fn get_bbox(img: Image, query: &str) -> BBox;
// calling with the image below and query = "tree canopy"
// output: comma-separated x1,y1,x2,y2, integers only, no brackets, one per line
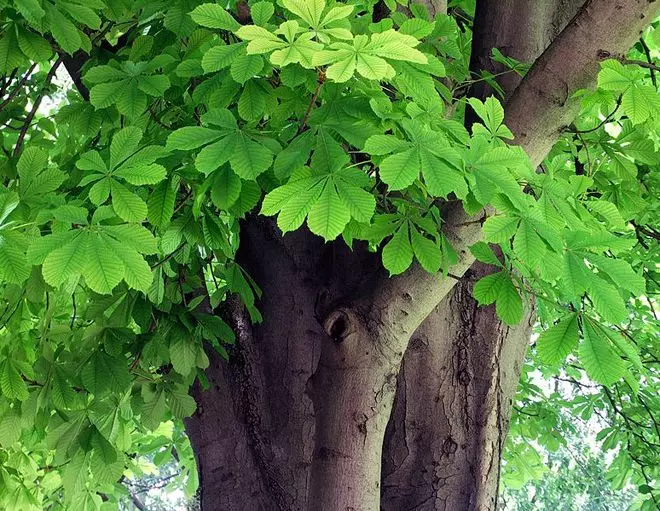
0,0,658,509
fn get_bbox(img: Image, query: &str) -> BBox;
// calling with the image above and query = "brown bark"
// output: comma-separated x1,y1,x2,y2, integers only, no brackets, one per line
505,0,660,166
183,1,660,510
379,3,585,509
381,264,533,510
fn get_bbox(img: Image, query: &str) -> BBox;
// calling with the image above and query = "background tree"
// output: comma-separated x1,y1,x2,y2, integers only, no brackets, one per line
0,0,658,510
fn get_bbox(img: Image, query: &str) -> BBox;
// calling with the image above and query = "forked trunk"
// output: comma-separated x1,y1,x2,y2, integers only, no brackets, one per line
182,0,655,509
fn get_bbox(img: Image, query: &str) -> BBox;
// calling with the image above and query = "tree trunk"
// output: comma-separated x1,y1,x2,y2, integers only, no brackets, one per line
184,1,659,509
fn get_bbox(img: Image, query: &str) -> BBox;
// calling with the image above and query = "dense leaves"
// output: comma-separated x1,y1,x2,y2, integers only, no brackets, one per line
0,0,658,509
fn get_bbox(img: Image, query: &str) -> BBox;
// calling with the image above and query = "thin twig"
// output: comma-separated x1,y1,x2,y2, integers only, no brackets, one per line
13,57,62,157
567,95,622,134
621,57,660,73
299,69,326,133
0,63,37,111
150,243,186,269
638,38,657,87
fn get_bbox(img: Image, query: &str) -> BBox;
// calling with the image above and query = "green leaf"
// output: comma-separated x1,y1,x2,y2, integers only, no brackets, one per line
189,3,240,31
382,223,413,275
82,233,124,294
167,389,197,419
47,5,81,54
334,178,375,223
148,181,177,230
81,351,131,396
579,319,626,385
0,359,29,401
363,135,409,155
282,0,324,26
16,27,52,61
410,227,441,273
587,277,628,324
170,337,198,375
537,314,579,365
482,215,519,244
307,182,351,241
114,163,166,185
513,219,546,269
42,231,87,287
230,133,273,179
111,181,148,222
104,236,153,292
473,271,507,306
0,233,29,284
110,127,142,170
469,242,502,267
380,148,419,190
230,54,264,84
211,168,242,210
495,275,523,325
586,253,645,295
621,84,660,125
202,44,245,73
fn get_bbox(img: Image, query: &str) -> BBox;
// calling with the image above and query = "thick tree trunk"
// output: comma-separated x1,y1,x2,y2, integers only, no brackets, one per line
184,1,660,509
381,264,533,510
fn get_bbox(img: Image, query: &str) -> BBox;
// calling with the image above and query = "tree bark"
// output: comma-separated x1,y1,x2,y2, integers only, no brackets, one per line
184,1,660,510
381,264,534,510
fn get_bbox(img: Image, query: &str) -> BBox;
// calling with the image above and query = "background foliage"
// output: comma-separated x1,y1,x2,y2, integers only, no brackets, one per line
0,0,657,508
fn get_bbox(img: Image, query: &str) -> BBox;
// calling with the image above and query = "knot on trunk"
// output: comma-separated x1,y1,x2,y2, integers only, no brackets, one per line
324,308,357,344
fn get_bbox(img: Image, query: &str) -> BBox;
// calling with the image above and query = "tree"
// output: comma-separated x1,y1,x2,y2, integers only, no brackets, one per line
0,0,658,509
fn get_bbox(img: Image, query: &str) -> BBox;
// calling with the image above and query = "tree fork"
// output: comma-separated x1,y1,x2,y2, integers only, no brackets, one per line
183,1,660,509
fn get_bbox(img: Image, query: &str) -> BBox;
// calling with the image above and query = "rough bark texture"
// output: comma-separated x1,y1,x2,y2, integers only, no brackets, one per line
505,0,660,166
379,2,584,509
469,0,584,102
381,264,533,510
184,1,660,510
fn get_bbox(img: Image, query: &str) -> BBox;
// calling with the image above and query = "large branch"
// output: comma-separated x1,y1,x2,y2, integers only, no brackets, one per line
358,0,659,344
505,0,660,166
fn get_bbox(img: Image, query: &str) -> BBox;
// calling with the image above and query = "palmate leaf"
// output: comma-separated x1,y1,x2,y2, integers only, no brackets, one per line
307,181,351,241
537,313,579,365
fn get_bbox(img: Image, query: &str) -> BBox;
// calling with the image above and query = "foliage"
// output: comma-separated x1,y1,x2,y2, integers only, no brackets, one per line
501,428,638,511
0,0,657,508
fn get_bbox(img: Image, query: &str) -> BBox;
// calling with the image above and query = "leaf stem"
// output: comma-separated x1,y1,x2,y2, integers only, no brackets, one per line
299,69,326,133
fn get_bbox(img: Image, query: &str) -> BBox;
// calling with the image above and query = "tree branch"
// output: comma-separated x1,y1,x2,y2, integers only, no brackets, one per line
13,57,62,157
357,205,488,344
504,0,660,167
346,0,660,349
0,63,37,112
